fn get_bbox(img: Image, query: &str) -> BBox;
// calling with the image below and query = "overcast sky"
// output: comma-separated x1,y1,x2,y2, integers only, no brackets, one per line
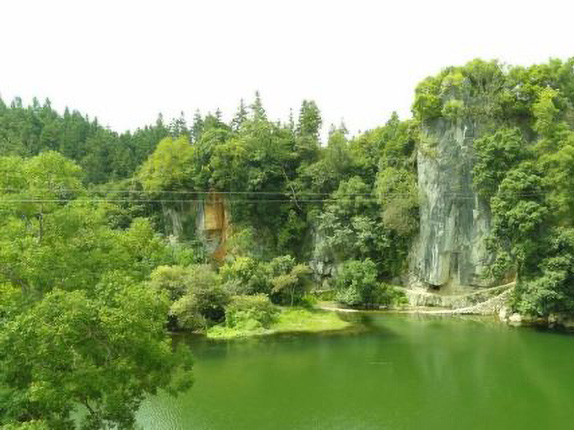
1,0,573,138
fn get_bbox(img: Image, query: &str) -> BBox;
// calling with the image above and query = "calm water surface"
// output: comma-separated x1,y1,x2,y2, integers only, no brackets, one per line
137,313,574,429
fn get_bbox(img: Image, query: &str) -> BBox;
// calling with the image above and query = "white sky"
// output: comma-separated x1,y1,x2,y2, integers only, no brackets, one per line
1,0,573,138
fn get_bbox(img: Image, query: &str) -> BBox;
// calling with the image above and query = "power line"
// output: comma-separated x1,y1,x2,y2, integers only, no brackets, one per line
0,187,553,204
0,188,372,196
0,188,388,195
0,193,551,204
0,188,549,196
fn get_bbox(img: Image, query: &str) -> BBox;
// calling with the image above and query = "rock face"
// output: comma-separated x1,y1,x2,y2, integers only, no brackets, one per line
161,192,230,260
161,202,194,241
412,117,493,289
309,229,337,288
195,192,230,260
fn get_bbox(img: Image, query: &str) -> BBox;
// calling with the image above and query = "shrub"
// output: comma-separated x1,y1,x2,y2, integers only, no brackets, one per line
269,258,311,306
299,293,318,308
379,283,408,307
268,255,296,276
149,265,192,301
441,99,465,119
168,265,229,331
220,256,270,295
225,294,277,329
413,76,442,120
376,167,419,236
335,259,381,308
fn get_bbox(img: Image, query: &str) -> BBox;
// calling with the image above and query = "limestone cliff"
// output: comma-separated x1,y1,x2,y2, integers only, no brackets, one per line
411,117,493,289
195,192,230,260
309,229,337,289
161,192,230,260
161,202,194,240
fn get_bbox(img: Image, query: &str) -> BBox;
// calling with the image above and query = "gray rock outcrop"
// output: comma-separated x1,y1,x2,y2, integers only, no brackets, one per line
412,117,493,289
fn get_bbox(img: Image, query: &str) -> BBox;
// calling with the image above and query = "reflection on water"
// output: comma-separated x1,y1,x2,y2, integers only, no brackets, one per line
138,314,574,430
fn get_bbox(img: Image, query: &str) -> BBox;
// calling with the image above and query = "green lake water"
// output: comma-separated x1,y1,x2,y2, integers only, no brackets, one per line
137,313,574,430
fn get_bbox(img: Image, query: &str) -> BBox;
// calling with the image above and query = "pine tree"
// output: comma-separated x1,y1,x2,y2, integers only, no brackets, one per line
170,111,189,138
296,100,322,139
191,110,204,142
31,97,41,111
11,97,23,109
156,113,165,128
250,91,266,121
288,108,295,131
231,99,248,132
294,100,321,165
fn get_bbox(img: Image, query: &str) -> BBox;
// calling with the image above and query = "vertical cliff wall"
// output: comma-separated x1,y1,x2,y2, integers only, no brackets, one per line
161,193,230,260
196,192,230,260
162,202,194,240
412,117,493,289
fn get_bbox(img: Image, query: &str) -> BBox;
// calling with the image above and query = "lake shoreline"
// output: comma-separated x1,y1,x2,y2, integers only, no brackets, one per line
318,300,574,332
172,300,574,342
205,307,354,340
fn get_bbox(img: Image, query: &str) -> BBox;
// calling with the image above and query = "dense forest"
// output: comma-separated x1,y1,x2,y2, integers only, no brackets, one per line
2,58,574,429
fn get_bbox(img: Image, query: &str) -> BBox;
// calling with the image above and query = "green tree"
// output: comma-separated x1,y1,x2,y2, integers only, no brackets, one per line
335,259,381,308
296,100,322,139
220,257,270,295
250,91,266,122
149,265,192,301
473,128,529,199
224,294,277,329
294,100,322,165
488,162,548,278
170,265,229,330
169,111,189,138
0,279,193,429
138,136,195,195
314,177,397,275
231,99,248,132
376,166,418,236
267,256,311,305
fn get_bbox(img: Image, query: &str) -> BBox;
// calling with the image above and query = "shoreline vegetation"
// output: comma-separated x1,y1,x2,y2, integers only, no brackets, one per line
202,302,574,342
206,307,353,340
198,278,574,341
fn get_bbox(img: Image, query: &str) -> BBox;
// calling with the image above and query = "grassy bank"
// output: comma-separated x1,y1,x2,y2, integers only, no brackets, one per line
207,308,352,340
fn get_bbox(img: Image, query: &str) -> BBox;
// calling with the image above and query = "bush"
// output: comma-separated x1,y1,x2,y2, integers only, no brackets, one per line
413,76,442,120
300,293,318,308
220,255,311,306
379,283,408,307
335,259,381,308
149,265,192,301
168,265,229,331
225,294,277,329
441,99,465,119
220,256,270,295
268,255,296,276
268,257,311,306
376,167,419,236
